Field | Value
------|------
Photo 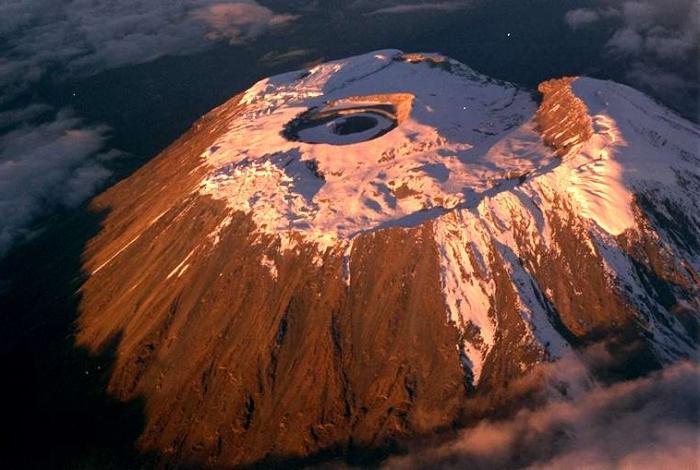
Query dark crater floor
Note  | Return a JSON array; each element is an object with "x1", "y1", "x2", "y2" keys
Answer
[{"x1": 283, "y1": 102, "x2": 398, "y2": 145}]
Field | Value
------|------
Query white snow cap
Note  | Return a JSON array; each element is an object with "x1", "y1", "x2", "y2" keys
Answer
[
  {"x1": 199, "y1": 50, "x2": 699, "y2": 249},
  {"x1": 199, "y1": 50, "x2": 553, "y2": 248}
]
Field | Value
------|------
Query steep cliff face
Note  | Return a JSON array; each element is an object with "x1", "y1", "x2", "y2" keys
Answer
[
  {"x1": 77, "y1": 51, "x2": 699, "y2": 467},
  {"x1": 536, "y1": 77, "x2": 592, "y2": 156}
]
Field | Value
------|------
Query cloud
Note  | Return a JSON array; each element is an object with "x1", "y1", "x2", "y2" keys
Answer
[
  {"x1": 366, "y1": 1, "x2": 470, "y2": 16},
  {"x1": 0, "y1": 1, "x2": 299, "y2": 257},
  {"x1": 564, "y1": 8, "x2": 601, "y2": 30},
  {"x1": 0, "y1": 107, "x2": 117, "y2": 256},
  {"x1": 259, "y1": 48, "x2": 315, "y2": 67},
  {"x1": 0, "y1": 104, "x2": 52, "y2": 131},
  {"x1": 606, "y1": 27, "x2": 645, "y2": 55},
  {"x1": 563, "y1": 0, "x2": 699, "y2": 60},
  {"x1": 604, "y1": 1, "x2": 698, "y2": 61},
  {"x1": 383, "y1": 359, "x2": 700, "y2": 470},
  {"x1": 0, "y1": 0, "x2": 298, "y2": 103},
  {"x1": 191, "y1": 2, "x2": 298, "y2": 45},
  {"x1": 563, "y1": 0, "x2": 699, "y2": 119}
]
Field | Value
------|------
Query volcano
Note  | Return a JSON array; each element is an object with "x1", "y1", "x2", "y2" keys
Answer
[{"x1": 76, "y1": 50, "x2": 699, "y2": 468}]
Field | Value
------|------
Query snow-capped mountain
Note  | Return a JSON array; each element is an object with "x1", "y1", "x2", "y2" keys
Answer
[{"x1": 77, "y1": 50, "x2": 699, "y2": 467}]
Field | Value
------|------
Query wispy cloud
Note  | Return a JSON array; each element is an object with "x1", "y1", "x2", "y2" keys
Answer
[
  {"x1": 259, "y1": 48, "x2": 315, "y2": 67},
  {"x1": 365, "y1": 1, "x2": 470, "y2": 16},
  {"x1": 563, "y1": 0, "x2": 699, "y2": 119},
  {"x1": 0, "y1": 0, "x2": 299, "y2": 257},
  {"x1": 0, "y1": 107, "x2": 118, "y2": 256},
  {"x1": 191, "y1": 2, "x2": 298, "y2": 45},
  {"x1": 564, "y1": 8, "x2": 602, "y2": 30},
  {"x1": 383, "y1": 358, "x2": 700, "y2": 470},
  {"x1": 0, "y1": 0, "x2": 299, "y2": 103}
]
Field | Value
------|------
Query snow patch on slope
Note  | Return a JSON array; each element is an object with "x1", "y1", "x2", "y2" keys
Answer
[
  {"x1": 435, "y1": 211, "x2": 496, "y2": 384},
  {"x1": 566, "y1": 112, "x2": 634, "y2": 235}
]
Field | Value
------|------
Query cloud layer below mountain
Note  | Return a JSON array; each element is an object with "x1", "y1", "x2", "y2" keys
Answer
[
  {"x1": 382, "y1": 359, "x2": 699, "y2": 470},
  {"x1": 564, "y1": 0, "x2": 699, "y2": 118},
  {"x1": 0, "y1": 107, "x2": 117, "y2": 256},
  {"x1": 0, "y1": 0, "x2": 297, "y2": 257},
  {"x1": 0, "y1": 0, "x2": 298, "y2": 101}
]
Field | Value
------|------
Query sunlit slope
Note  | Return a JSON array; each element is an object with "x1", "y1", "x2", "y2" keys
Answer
[{"x1": 77, "y1": 51, "x2": 699, "y2": 468}]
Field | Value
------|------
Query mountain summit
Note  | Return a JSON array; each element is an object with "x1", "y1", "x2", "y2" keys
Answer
[{"x1": 78, "y1": 50, "x2": 699, "y2": 467}]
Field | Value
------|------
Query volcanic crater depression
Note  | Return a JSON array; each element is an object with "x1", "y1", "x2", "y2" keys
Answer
[{"x1": 283, "y1": 100, "x2": 399, "y2": 145}]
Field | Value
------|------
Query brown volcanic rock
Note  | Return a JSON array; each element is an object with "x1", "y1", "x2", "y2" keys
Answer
[
  {"x1": 77, "y1": 88, "x2": 469, "y2": 465},
  {"x1": 79, "y1": 203, "x2": 468, "y2": 466},
  {"x1": 515, "y1": 196, "x2": 635, "y2": 339},
  {"x1": 536, "y1": 77, "x2": 593, "y2": 157},
  {"x1": 75, "y1": 51, "x2": 699, "y2": 467}
]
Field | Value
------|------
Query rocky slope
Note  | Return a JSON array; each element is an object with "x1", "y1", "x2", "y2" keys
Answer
[{"x1": 76, "y1": 50, "x2": 699, "y2": 468}]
